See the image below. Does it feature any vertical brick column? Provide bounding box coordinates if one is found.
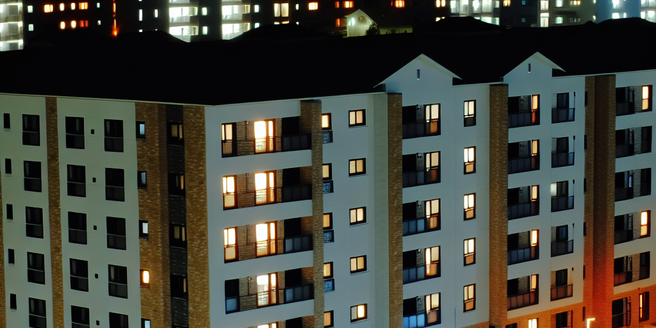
[586,75,616,327]
[488,84,509,328]
[183,105,210,328]
[387,93,404,328]
[136,103,171,328]
[300,100,325,328]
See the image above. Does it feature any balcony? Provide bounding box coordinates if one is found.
[508,156,539,174]
[403,311,440,328]
[614,229,633,244]
[284,284,314,303]
[226,284,314,313]
[614,271,632,286]
[507,246,539,265]
[403,264,440,284]
[284,235,312,253]
[402,121,440,139]
[403,168,440,187]
[507,291,538,310]
[402,215,440,236]
[551,196,574,212]
[552,152,574,167]
[509,111,539,128]
[552,107,575,123]
[508,202,539,220]
[551,284,573,301]
[551,240,573,257]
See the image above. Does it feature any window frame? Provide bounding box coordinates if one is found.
[22,114,40,146]
[221,123,236,157]
[26,206,44,239]
[350,304,367,322]
[108,265,128,298]
[136,121,145,139]
[464,147,475,174]
[68,212,87,244]
[67,164,86,197]
[109,312,129,328]
[464,193,475,220]
[223,176,237,209]
[348,109,366,126]
[425,246,440,277]
[255,222,277,257]
[71,306,90,328]
[254,119,275,153]
[463,284,475,312]
[27,252,45,284]
[70,258,89,292]
[168,122,184,145]
[65,116,85,149]
[24,161,42,192]
[464,238,475,265]
[464,100,476,126]
[641,210,651,237]
[254,171,276,205]
[106,216,127,250]
[349,207,366,225]
[139,220,149,239]
[350,255,367,273]
[104,119,124,152]
[29,298,47,328]
[105,168,125,202]
[224,227,238,261]
[324,310,334,327]
[349,158,366,176]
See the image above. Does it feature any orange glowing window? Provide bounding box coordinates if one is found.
[393,0,405,7]
[343,0,353,7]
[335,18,341,26]
[60,21,66,29]
[308,1,318,9]
[71,20,77,28]
[503,0,510,5]
[435,0,445,6]
[59,3,65,10]
[44,4,54,12]
[79,2,88,9]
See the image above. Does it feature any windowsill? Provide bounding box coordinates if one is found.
[350,222,368,226]
[350,270,368,275]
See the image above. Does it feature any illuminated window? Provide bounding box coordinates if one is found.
[464,284,475,311]
[641,211,651,237]
[202,26,208,35]
[60,21,66,29]
[257,324,277,328]
[464,100,476,126]
[424,198,440,230]
[351,304,367,321]
[344,0,353,7]
[570,0,580,4]
[349,109,365,126]
[464,238,475,265]
[350,255,366,273]
[464,193,475,220]
[324,262,333,278]
[256,222,276,256]
[322,113,331,129]
[503,0,510,5]
[349,158,366,176]
[325,311,334,327]
[640,292,650,321]
[273,3,289,17]
[425,246,440,277]
[335,1,340,7]
[254,120,274,153]
[335,18,342,27]
[642,85,652,111]
[309,1,318,9]
[79,2,88,9]
[27,5,33,12]
[531,229,539,246]
[29,24,34,31]
[256,273,277,306]
[71,20,77,28]
[222,176,236,208]
[140,270,149,286]
[45,4,54,12]
[464,147,475,174]
[350,207,366,224]
[528,318,538,328]
[71,2,76,9]
[139,9,143,21]
[324,213,333,229]
[436,0,445,6]
[60,3,65,10]
[221,123,236,156]
[255,171,275,204]
[393,0,405,7]
[224,227,237,261]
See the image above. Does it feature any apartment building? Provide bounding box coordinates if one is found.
[0,18,656,328]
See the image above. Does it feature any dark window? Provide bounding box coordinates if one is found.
[29,298,46,328]
[67,165,86,197]
[136,121,145,139]
[105,168,125,201]
[6,204,13,219]
[71,306,90,328]
[555,311,571,328]
[225,279,240,313]
[68,212,87,244]
[27,252,45,284]
[555,269,568,286]
[26,206,43,238]
[108,265,128,298]
[3,113,9,129]
[22,114,40,146]
[171,275,188,299]
[104,119,124,152]
[9,294,16,310]
[641,252,650,280]
[70,259,89,292]
[107,217,126,250]
[109,312,129,328]
[137,171,147,189]
[5,158,11,174]
[168,122,183,144]
[65,117,85,149]
[24,161,42,192]
[8,249,14,264]
[556,93,569,109]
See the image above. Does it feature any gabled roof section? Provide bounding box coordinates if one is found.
[377,54,461,88]
[527,52,565,72]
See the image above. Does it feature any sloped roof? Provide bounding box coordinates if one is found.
[2,18,656,105]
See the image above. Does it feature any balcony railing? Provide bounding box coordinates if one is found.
[284,284,313,303]
[402,121,440,139]
[507,291,538,310]
[552,108,575,123]
[323,230,334,243]
[403,264,440,284]
[616,102,635,116]
[507,246,539,265]
[281,134,311,151]
[616,144,635,158]
[614,229,633,244]
[509,111,539,128]
[284,235,312,253]
[508,202,539,220]
[614,271,632,286]
[281,185,312,202]
[551,196,574,212]
[615,187,634,201]
[552,152,574,167]
[551,240,573,257]
[402,215,440,236]
[508,156,539,174]
[402,168,440,187]
[550,284,573,300]
[403,310,441,328]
